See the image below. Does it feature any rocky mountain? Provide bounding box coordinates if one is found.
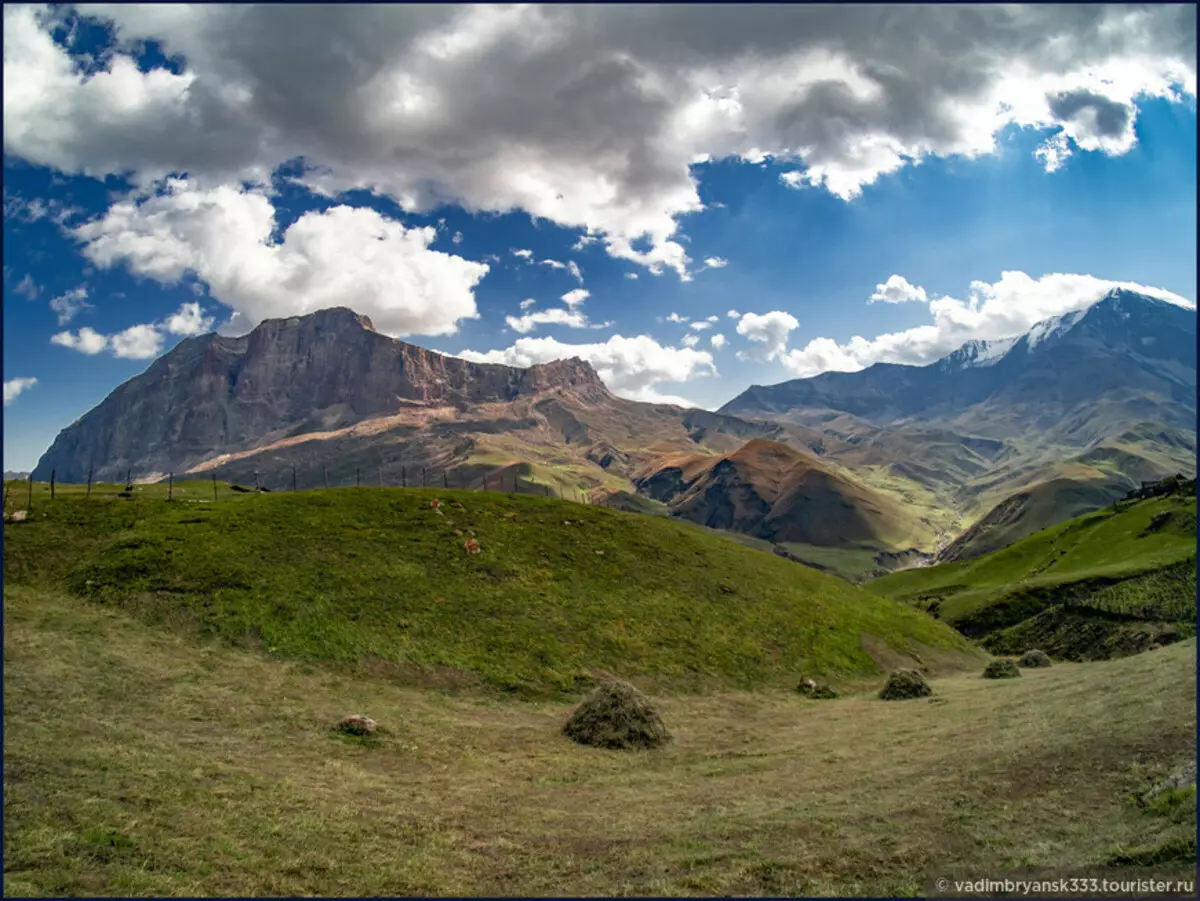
[722,290,1196,437]
[720,290,1198,559]
[31,307,824,493]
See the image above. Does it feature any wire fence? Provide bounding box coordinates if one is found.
[6,462,597,508]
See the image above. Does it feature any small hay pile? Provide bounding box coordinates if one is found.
[878,669,932,700]
[1018,649,1052,668]
[563,680,671,750]
[983,658,1021,679]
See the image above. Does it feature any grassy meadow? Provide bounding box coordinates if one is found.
[3,482,1196,896]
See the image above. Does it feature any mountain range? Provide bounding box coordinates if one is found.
[30,289,1196,576]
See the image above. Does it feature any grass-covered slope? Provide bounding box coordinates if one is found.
[2,485,980,694]
[5,586,1194,897]
[868,494,1196,638]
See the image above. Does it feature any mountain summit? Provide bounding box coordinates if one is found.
[32,307,610,482]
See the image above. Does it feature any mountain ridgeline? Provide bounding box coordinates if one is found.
[29,290,1198,573]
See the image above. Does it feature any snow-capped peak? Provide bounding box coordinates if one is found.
[943,335,1019,369]
[1025,308,1086,349]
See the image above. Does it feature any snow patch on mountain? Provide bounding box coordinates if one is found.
[943,336,1020,369]
[1026,309,1087,349]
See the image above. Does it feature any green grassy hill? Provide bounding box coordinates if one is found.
[867,494,1196,652]
[2,484,981,695]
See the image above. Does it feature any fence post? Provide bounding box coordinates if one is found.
[27,475,33,510]
[86,466,93,499]
[127,468,132,489]
[402,466,406,488]
[212,472,218,502]
[168,472,173,501]
[422,466,427,488]
[443,471,449,489]
[323,465,329,490]
[50,469,55,500]
[292,465,297,492]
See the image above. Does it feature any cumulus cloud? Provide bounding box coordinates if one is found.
[560,288,590,309]
[51,302,218,359]
[512,249,534,261]
[703,256,728,269]
[4,4,1192,278]
[665,312,689,323]
[51,326,109,355]
[727,309,740,319]
[681,333,700,348]
[163,301,215,336]
[624,272,639,280]
[688,320,713,331]
[108,323,165,359]
[869,274,928,305]
[14,273,40,300]
[780,271,1197,377]
[71,179,489,337]
[505,307,588,334]
[456,333,716,406]
[451,230,463,245]
[3,377,38,405]
[711,333,727,349]
[736,310,799,361]
[519,298,536,310]
[49,284,92,325]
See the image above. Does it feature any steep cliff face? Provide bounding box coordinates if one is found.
[33,307,611,482]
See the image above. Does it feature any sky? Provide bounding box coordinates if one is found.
[3,3,1197,471]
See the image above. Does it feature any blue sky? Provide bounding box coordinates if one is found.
[3,4,1197,470]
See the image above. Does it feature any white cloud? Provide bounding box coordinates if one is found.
[452,230,463,245]
[5,4,1191,279]
[49,284,92,325]
[540,258,567,270]
[681,333,700,348]
[456,333,716,406]
[505,307,588,334]
[51,326,109,355]
[3,377,38,405]
[561,288,590,309]
[726,309,740,319]
[14,273,40,300]
[624,272,639,280]
[164,301,215,336]
[666,312,689,323]
[512,248,534,261]
[869,274,928,305]
[736,310,799,361]
[567,260,583,284]
[689,320,712,331]
[519,298,536,310]
[109,323,165,359]
[781,271,1197,377]
[573,234,600,251]
[72,179,489,338]
[703,256,728,269]
[711,333,727,349]
[1034,131,1073,173]
[706,314,719,322]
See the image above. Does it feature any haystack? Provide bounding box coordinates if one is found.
[563,680,671,750]
[1018,649,1052,668]
[878,669,932,700]
[983,658,1021,679]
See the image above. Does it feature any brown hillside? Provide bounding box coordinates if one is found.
[637,438,919,548]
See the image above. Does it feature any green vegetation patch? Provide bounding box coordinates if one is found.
[3,487,976,695]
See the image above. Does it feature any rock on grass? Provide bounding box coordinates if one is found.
[336,714,377,735]
[563,680,671,750]
[878,669,932,700]
[797,678,838,699]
